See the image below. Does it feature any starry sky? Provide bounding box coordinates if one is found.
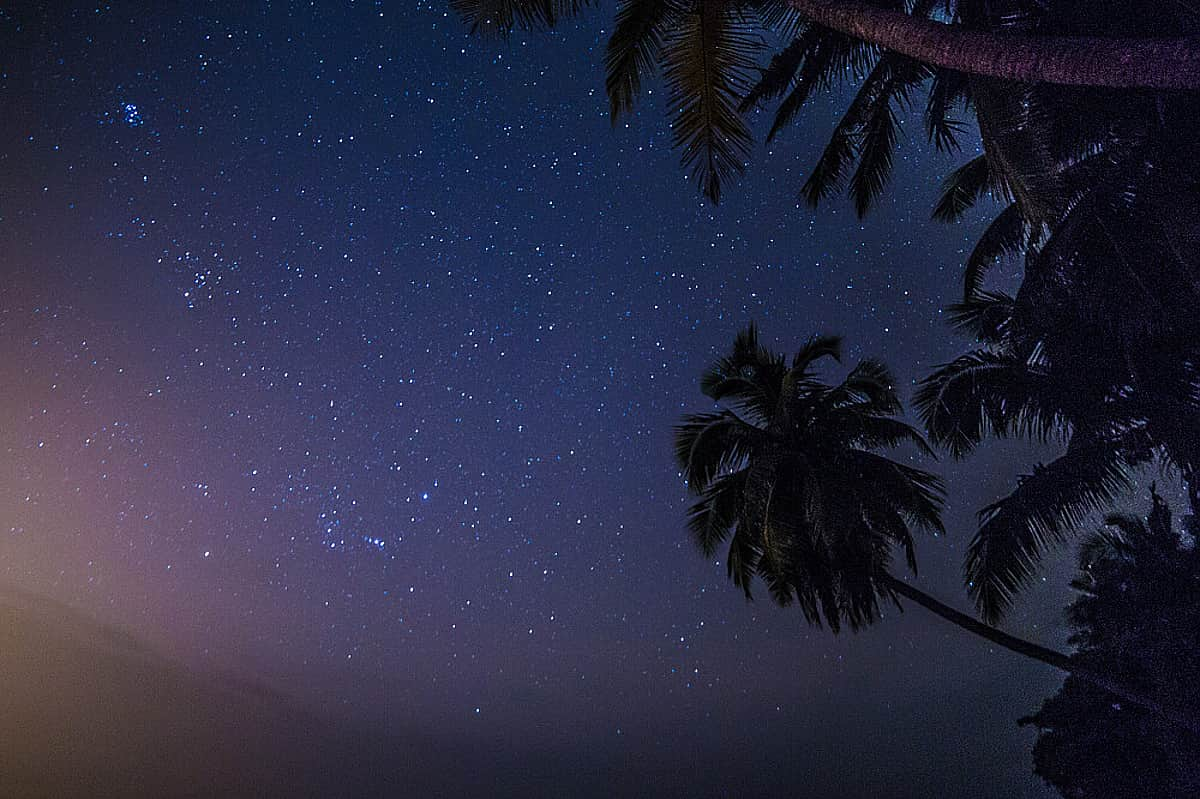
[0,2,1124,796]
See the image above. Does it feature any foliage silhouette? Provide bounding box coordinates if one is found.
[452,0,1200,204]
[680,325,1200,730]
[916,86,1200,621]
[1019,488,1200,797]
[674,323,943,630]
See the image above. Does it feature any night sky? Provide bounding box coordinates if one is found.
[0,3,1133,796]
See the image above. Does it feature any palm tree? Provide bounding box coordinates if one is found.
[679,324,1200,730]
[783,0,1200,89]
[913,58,1200,617]
[452,0,1200,203]
[1020,488,1200,797]
[674,323,945,630]
[906,9,1200,621]
[453,0,1200,87]
[916,281,1200,625]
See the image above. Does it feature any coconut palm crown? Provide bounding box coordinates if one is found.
[674,324,944,631]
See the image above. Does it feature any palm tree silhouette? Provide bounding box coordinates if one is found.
[674,323,944,630]
[915,294,1132,624]
[453,0,1200,88]
[916,105,1200,623]
[681,324,1199,729]
[453,0,1200,203]
[1020,487,1200,796]
[910,29,1200,621]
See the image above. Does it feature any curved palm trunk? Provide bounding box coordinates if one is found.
[880,574,1200,734]
[788,0,1200,89]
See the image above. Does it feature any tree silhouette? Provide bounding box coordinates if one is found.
[915,286,1200,622]
[452,0,1200,203]
[915,92,1200,622]
[674,323,944,630]
[451,0,1200,743]
[1019,488,1200,797]
[677,325,1199,730]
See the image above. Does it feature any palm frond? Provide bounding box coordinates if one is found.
[849,450,946,536]
[753,0,807,38]
[451,0,590,37]
[799,54,891,207]
[686,469,748,556]
[972,79,1064,225]
[836,415,937,457]
[661,1,760,204]
[673,410,764,491]
[963,202,1027,301]
[726,521,762,599]
[789,0,937,211]
[825,357,901,414]
[766,30,870,143]
[779,334,843,412]
[788,334,843,377]
[700,328,762,397]
[945,290,1015,344]
[863,503,918,572]
[849,55,930,217]
[700,323,785,419]
[924,67,970,152]
[966,440,1133,623]
[933,155,993,222]
[739,30,812,113]
[916,350,1071,458]
[606,0,679,123]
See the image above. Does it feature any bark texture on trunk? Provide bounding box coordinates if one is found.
[789,0,1200,89]
[880,574,1200,734]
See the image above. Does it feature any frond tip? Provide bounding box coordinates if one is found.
[606,0,678,123]
[451,0,592,38]
[966,441,1133,623]
[661,1,759,203]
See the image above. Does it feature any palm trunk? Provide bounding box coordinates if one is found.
[788,0,1200,89]
[880,574,1200,734]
